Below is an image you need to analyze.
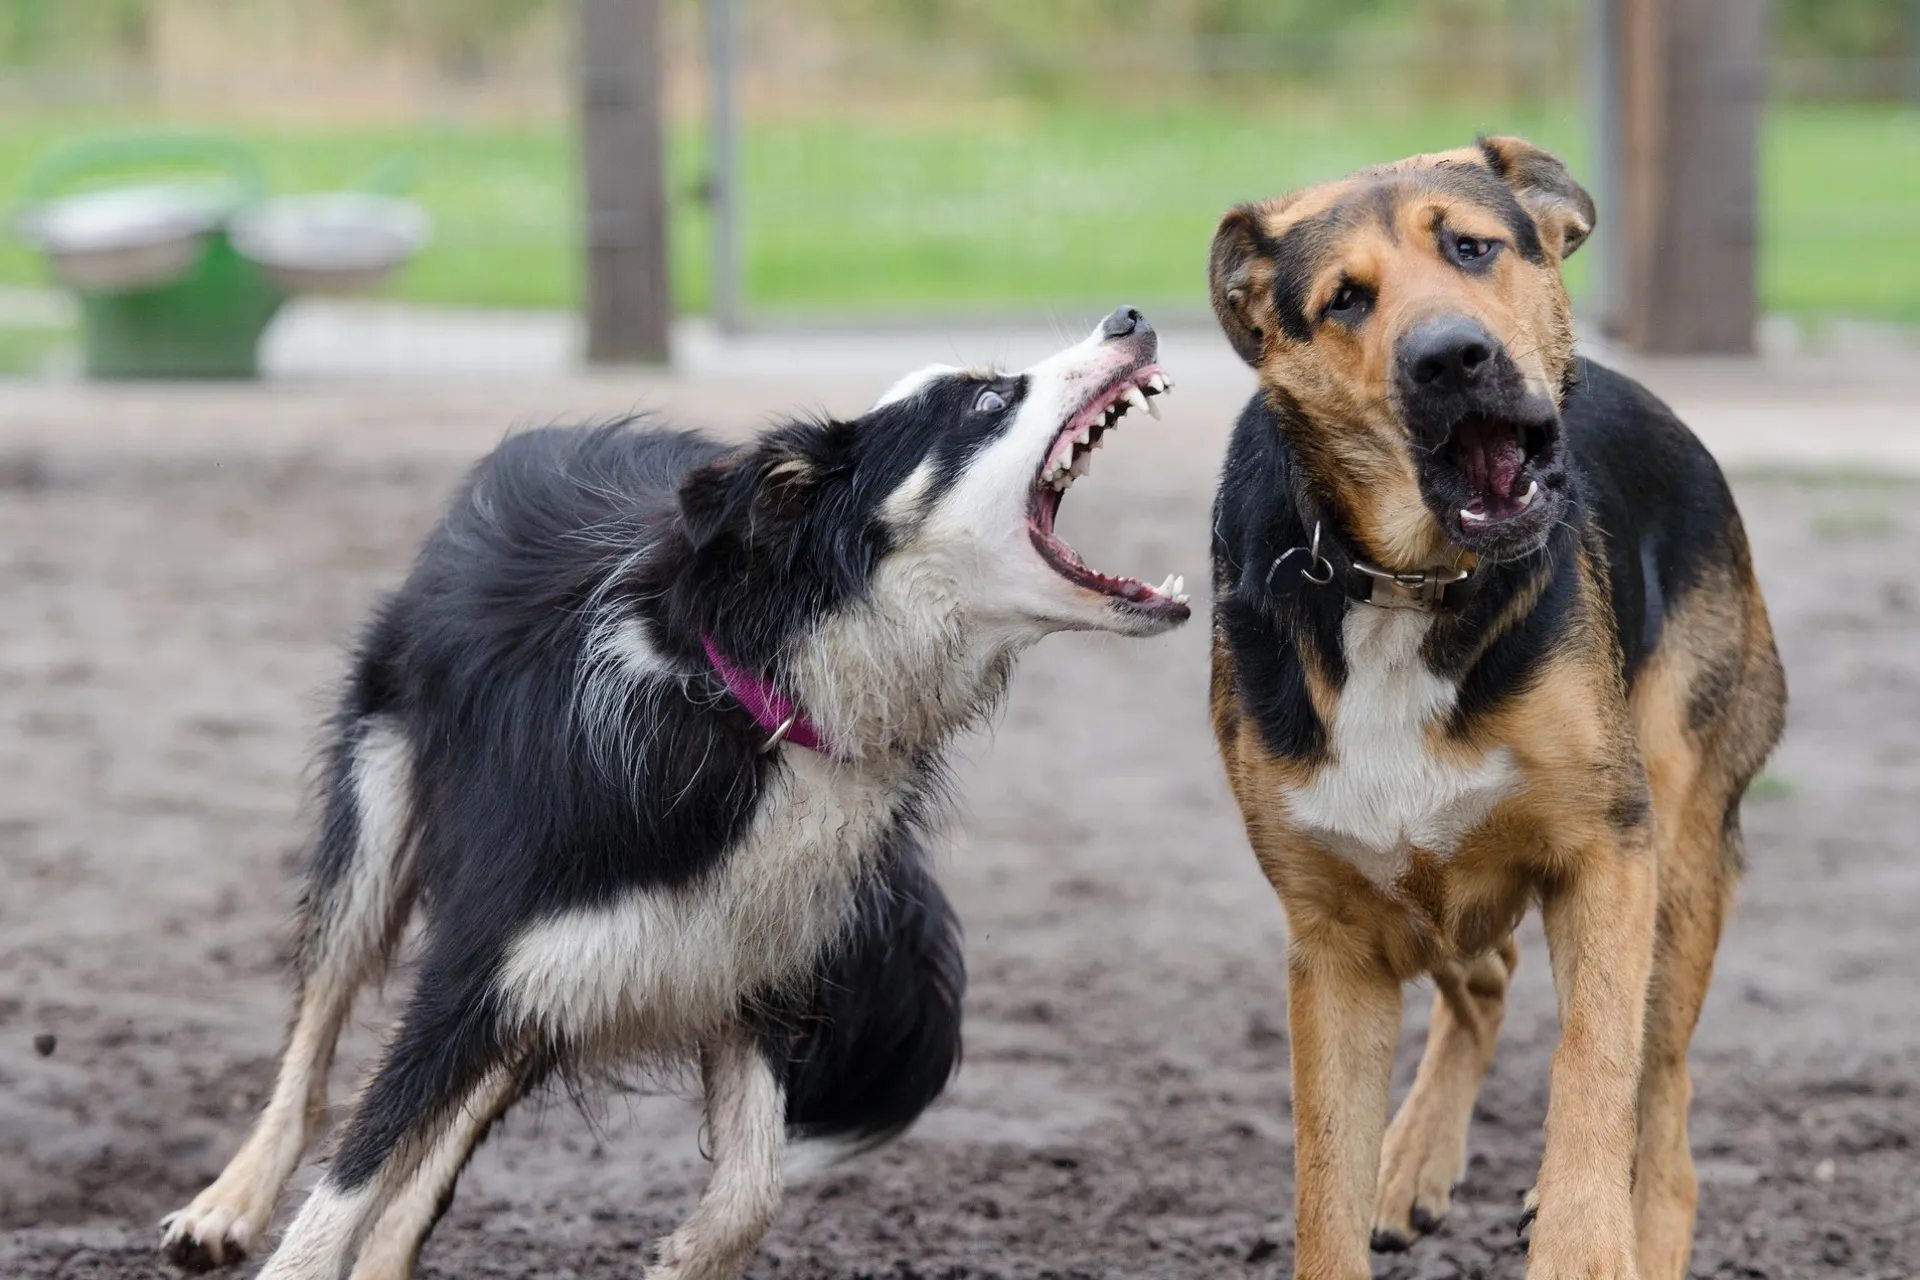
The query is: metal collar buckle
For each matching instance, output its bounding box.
[1352,559,1471,611]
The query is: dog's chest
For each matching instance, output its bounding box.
[496,750,902,1044]
[1278,607,1517,886]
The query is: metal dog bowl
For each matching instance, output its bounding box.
[14,183,231,291]
[231,193,430,294]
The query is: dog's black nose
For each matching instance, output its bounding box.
[1100,306,1150,340]
[1399,317,1496,393]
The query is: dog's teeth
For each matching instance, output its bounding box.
[1144,394,1161,419]
[1518,479,1540,507]
[1123,386,1148,415]
[1071,454,1091,478]
[1146,373,1166,394]
[1174,592,1191,605]
[1078,425,1095,445]
[1173,575,1185,597]
[1461,507,1488,524]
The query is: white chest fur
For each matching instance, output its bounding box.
[495,748,899,1049]
[1278,606,1518,886]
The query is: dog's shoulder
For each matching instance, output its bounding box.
[1210,394,1346,766]
[1561,360,1748,681]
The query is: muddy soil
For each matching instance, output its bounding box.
[0,397,1914,1279]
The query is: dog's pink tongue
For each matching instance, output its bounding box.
[1458,426,1527,504]
[1486,436,1524,497]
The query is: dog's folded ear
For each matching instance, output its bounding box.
[678,436,823,551]
[1210,205,1279,366]
[1477,136,1596,261]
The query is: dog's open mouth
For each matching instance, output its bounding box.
[1027,365,1190,617]
[1445,412,1559,526]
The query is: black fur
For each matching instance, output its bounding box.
[752,828,965,1154]
[311,400,1024,1192]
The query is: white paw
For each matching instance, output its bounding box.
[642,1235,748,1280]
[159,1190,269,1272]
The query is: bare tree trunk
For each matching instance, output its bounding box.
[579,0,671,364]
[1603,0,1764,354]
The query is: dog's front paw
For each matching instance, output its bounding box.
[1370,1111,1466,1251]
[1523,1194,1639,1280]
[1524,1245,1640,1280]
[158,1186,270,1273]
[642,1234,748,1280]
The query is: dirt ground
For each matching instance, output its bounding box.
[0,372,1915,1280]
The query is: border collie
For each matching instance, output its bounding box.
[159,308,1189,1280]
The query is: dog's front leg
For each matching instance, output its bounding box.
[1286,943,1403,1280]
[1528,842,1657,1280]
[646,1024,787,1280]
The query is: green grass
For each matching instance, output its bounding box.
[1764,105,1920,322]
[0,102,1912,319]
[0,321,69,374]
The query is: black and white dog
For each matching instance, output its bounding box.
[159,309,1188,1280]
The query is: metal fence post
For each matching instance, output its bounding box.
[708,0,742,332]
[580,0,671,364]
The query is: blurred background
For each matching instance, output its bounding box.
[4,8,1920,1277]
[0,0,1914,377]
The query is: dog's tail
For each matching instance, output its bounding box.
[757,828,965,1178]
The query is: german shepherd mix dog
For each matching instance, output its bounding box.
[1206,140,1785,1280]
[158,310,1188,1280]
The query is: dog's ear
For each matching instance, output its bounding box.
[1209,204,1279,366]
[678,437,822,551]
[1477,135,1596,260]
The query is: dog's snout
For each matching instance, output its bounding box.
[1100,306,1150,341]
[1399,318,1496,394]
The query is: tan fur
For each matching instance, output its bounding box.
[1208,141,1785,1280]
[1214,141,1583,574]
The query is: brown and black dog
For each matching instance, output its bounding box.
[1205,138,1786,1280]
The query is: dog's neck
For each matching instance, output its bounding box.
[782,563,1024,769]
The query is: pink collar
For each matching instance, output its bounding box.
[701,635,826,754]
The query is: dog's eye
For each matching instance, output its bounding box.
[973,388,1007,414]
[1453,235,1495,264]
[1325,282,1371,322]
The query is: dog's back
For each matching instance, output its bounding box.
[165,315,1189,1280]
[313,419,964,1127]
[1564,362,1787,836]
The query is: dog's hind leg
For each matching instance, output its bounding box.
[256,964,517,1280]
[163,715,419,1272]
[1370,936,1517,1252]
[1632,803,1728,1280]
[347,1061,535,1280]
[1634,582,1784,1280]
[645,1024,788,1280]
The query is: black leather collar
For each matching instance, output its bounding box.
[1264,488,1483,615]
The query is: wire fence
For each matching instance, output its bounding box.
[0,1,1915,334]
[704,6,1918,326]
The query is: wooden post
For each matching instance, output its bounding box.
[579,0,671,364]
[1601,0,1764,354]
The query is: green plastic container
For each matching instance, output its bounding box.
[17,133,283,379]
[75,232,284,379]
